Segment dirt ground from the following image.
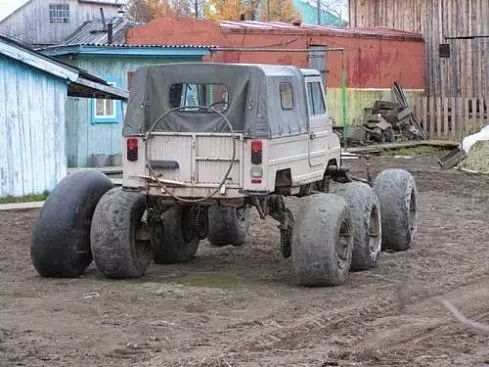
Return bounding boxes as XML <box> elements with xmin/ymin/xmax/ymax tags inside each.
<box><xmin>1</xmin><ymin>154</ymin><xmax>489</xmax><ymax>367</ymax></box>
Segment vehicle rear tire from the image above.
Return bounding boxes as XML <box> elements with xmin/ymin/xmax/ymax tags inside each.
<box><xmin>292</xmin><ymin>193</ymin><xmax>353</xmax><ymax>286</ymax></box>
<box><xmin>152</xmin><ymin>206</ymin><xmax>200</xmax><ymax>264</ymax></box>
<box><xmin>207</xmin><ymin>207</ymin><xmax>249</xmax><ymax>247</ymax></box>
<box><xmin>31</xmin><ymin>170</ymin><xmax>113</xmax><ymax>277</ymax></box>
<box><xmin>334</xmin><ymin>182</ymin><xmax>382</xmax><ymax>271</ymax></box>
<box><xmin>373</xmin><ymin>169</ymin><xmax>418</xmax><ymax>251</ymax></box>
<box><xmin>90</xmin><ymin>187</ymin><xmax>152</xmax><ymax>278</ymax></box>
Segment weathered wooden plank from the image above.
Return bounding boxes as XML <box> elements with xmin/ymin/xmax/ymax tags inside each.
<box><xmin>5</xmin><ymin>60</ymin><xmax>21</xmax><ymax>195</ymax></box>
<box><xmin>450</xmin><ymin>97</ymin><xmax>456</xmax><ymax>138</ymax></box>
<box><xmin>422</xmin><ymin>96</ymin><xmax>428</xmax><ymax>137</ymax></box>
<box><xmin>345</xmin><ymin>140</ymin><xmax>460</xmax><ymax>154</ymax></box>
<box><xmin>464</xmin><ymin>98</ymin><xmax>470</xmax><ymax>137</ymax></box>
<box><xmin>436</xmin><ymin>96</ymin><xmax>442</xmax><ymax>137</ymax></box>
<box><xmin>0</xmin><ymin>59</ymin><xmax>7</xmax><ymax>196</ymax></box>
<box><xmin>457</xmin><ymin>97</ymin><xmax>464</xmax><ymax>138</ymax></box>
<box><xmin>443</xmin><ymin>97</ymin><xmax>449</xmax><ymax>137</ymax></box>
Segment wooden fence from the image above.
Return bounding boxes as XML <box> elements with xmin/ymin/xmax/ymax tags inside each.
<box><xmin>410</xmin><ymin>96</ymin><xmax>489</xmax><ymax>140</ymax></box>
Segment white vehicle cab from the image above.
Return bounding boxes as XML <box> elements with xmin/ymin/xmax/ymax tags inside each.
<box><xmin>31</xmin><ymin>63</ymin><xmax>419</xmax><ymax>286</ymax></box>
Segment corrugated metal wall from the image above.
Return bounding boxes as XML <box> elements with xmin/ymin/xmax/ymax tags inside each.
<box><xmin>0</xmin><ymin>55</ymin><xmax>67</xmax><ymax>197</ymax></box>
<box><xmin>62</xmin><ymin>55</ymin><xmax>204</xmax><ymax>167</ymax></box>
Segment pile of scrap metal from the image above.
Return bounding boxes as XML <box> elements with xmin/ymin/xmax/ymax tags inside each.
<box><xmin>335</xmin><ymin>83</ymin><xmax>426</xmax><ymax>146</ymax></box>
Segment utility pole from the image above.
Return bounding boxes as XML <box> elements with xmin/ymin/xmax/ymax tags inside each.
<box><xmin>194</xmin><ymin>0</ymin><xmax>198</xmax><ymax>18</ymax></box>
<box><xmin>267</xmin><ymin>0</ymin><xmax>270</xmax><ymax>21</ymax></box>
<box><xmin>317</xmin><ymin>0</ymin><xmax>321</xmax><ymax>25</ymax></box>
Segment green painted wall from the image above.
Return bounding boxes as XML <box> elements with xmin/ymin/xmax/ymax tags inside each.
<box><xmin>60</xmin><ymin>55</ymin><xmax>203</xmax><ymax>167</ymax></box>
<box><xmin>327</xmin><ymin>88</ymin><xmax>424</xmax><ymax>127</ymax></box>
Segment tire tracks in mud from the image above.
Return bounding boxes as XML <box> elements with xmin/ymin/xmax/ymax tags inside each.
<box><xmin>151</xmin><ymin>274</ymin><xmax>489</xmax><ymax>367</ymax></box>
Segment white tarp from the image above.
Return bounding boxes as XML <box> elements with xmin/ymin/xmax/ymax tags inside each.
<box><xmin>461</xmin><ymin>125</ymin><xmax>489</xmax><ymax>154</ymax></box>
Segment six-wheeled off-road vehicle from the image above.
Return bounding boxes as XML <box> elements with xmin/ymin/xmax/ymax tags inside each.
<box><xmin>31</xmin><ymin>63</ymin><xmax>418</xmax><ymax>286</ymax></box>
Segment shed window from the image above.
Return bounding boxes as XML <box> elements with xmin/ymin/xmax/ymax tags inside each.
<box><xmin>92</xmin><ymin>80</ymin><xmax>120</xmax><ymax>124</ymax></box>
<box><xmin>49</xmin><ymin>4</ymin><xmax>70</xmax><ymax>23</ymax></box>
<box><xmin>95</xmin><ymin>97</ymin><xmax>115</xmax><ymax>118</ymax></box>
<box><xmin>169</xmin><ymin>83</ymin><xmax>229</xmax><ymax>112</ymax></box>
<box><xmin>279</xmin><ymin>82</ymin><xmax>294</xmax><ymax>110</ymax></box>
<box><xmin>307</xmin><ymin>82</ymin><xmax>326</xmax><ymax>116</ymax></box>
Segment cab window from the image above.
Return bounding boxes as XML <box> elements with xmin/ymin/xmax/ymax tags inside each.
<box><xmin>307</xmin><ymin>82</ymin><xmax>326</xmax><ymax>116</ymax></box>
<box><xmin>280</xmin><ymin>82</ymin><xmax>294</xmax><ymax>110</ymax></box>
<box><xmin>169</xmin><ymin>83</ymin><xmax>229</xmax><ymax>112</ymax></box>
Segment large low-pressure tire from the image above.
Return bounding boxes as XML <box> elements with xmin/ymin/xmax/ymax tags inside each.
<box><xmin>207</xmin><ymin>207</ymin><xmax>249</xmax><ymax>247</ymax></box>
<box><xmin>292</xmin><ymin>193</ymin><xmax>354</xmax><ymax>286</ymax></box>
<box><xmin>152</xmin><ymin>206</ymin><xmax>200</xmax><ymax>264</ymax></box>
<box><xmin>334</xmin><ymin>182</ymin><xmax>382</xmax><ymax>271</ymax></box>
<box><xmin>90</xmin><ymin>187</ymin><xmax>153</xmax><ymax>278</ymax></box>
<box><xmin>31</xmin><ymin>170</ymin><xmax>114</xmax><ymax>277</ymax></box>
<box><xmin>373</xmin><ymin>169</ymin><xmax>418</xmax><ymax>252</ymax></box>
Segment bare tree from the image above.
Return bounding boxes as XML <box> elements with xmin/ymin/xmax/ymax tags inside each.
<box><xmin>318</xmin><ymin>0</ymin><xmax>348</xmax><ymax>21</ymax></box>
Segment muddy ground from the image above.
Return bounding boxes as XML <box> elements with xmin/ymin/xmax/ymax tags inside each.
<box><xmin>1</xmin><ymin>155</ymin><xmax>488</xmax><ymax>367</ymax></box>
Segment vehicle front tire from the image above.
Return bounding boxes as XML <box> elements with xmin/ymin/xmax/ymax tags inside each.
<box><xmin>207</xmin><ymin>207</ymin><xmax>249</xmax><ymax>247</ymax></box>
<box><xmin>31</xmin><ymin>170</ymin><xmax>114</xmax><ymax>277</ymax></box>
<box><xmin>152</xmin><ymin>206</ymin><xmax>200</xmax><ymax>264</ymax></box>
<box><xmin>91</xmin><ymin>187</ymin><xmax>153</xmax><ymax>278</ymax></box>
<box><xmin>334</xmin><ymin>182</ymin><xmax>382</xmax><ymax>271</ymax></box>
<box><xmin>373</xmin><ymin>169</ymin><xmax>418</xmax><ymax>251</ymax></box>
<box><xmin>292</xmin><ymin>193</ymin><xmax>353</xmax><ymax>286</ymax></box>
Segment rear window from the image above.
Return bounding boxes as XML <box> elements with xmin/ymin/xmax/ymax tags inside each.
<box><xmin>280</xmin><ymin>82</ymin><xmax>294</xmax><ymax>110</ymax></box>
<box><xmin>169</xmin><ymin>83</ymin><xmax>229</xmax><ymax>112</ymax></box>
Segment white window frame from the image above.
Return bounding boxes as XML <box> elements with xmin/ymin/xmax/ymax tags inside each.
<box><xmin>93</xmin><ymin>82</ymin><xmax>117</xmax><ymax>119</ymax></box>
<box><xmin>49</xmin><ymin>4</ymin><xmax>70</xmax><ymax>24</ymax></box>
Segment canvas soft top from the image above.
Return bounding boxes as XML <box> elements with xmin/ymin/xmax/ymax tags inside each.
<box><xmin>123</xmin><ymin>63</ymin><xmax>309</xmax><ymax>138</ymax></box>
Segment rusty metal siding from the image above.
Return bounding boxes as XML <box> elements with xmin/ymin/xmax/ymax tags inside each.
<box><xmin>0</xmin><ymin>55</ymin><xmax>67</xmax><ymax>197</ymax></box>
<box><xmin>126</xmin><ymin>17</ymin><xmax>425</xmax><ymax>90</ymax></box>
<box><xmin>0</xmin><ymin>0</ymin><xmax>121</xmax><ymax>46</ymax></box>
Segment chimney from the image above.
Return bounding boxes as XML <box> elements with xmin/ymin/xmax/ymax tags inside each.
<box><xmin>107</xmin><ymin>23</ymin><xmax>113</xmax><ymax>44</ymax></box>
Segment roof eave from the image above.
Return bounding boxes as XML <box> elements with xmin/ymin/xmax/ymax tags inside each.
<box><xmin>70</xmin><ymin>77</ymin><xmax>128</xmax><ymax>100</ymax></box>
<box><xmin>0</xmin><ymin>40</ymin><xmax>79</xmax><ymax>81</ymax></box>
<box><xmin>41</xmin><ymin>45</ymin><xmax>212</xmax><ymax>57</ymax></box>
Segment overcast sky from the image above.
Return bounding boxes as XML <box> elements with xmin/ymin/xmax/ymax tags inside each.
<box><xmin>0</xmin><ymin>0</ymin><xmax>29</xmax><ymax>21</ymax></box>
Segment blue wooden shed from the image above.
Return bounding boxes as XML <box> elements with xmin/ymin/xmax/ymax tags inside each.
<box><xmin>0</xmin><ymin>33</ymin><xmax>127</xmax><ymax>197</ymax></box>
<box><xmin>41</xmin><ymin>18</ymin><xmax>212</xmax><ymax>168</ymax></box>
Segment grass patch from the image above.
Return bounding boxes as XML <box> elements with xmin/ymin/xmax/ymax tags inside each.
<box><xmin>379</xmin><ymin>145</ymin><xmax>450</xmax><ymax>157</ymax></box>
<box><xmin>0</xmin><ymin>191</ymin><xmax>50</xmax><ymax>204</ymax></box>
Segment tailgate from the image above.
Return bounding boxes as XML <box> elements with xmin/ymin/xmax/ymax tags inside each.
<box><xmin>147</xmin><ymin>133</ymin><xmax>243</xmax><ymax>187</ymax></box>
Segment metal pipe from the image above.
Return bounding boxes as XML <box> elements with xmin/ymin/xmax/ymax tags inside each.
<box><xmin>210</xmin><ymin>47</ymin><xmax>345</xmax><ymax>53</ymax></box>
<box><xmin>99</xmin><ymin>8</ymin><xmax>106</xmax><ymax>30</ymax></box>
<box><xmin>107</xmin><ymin>23</ymin><xmax>113</xmax><ymax>44</ymax></box>
<box><xmin>317</xmin><ymin>0</ymin><xmax>321</xmax><ymax>25</ymax></box>
<box><xmin>341</xmin><ymin>49</ymin><xmax>347</xmax><ymax>149</ymax></box>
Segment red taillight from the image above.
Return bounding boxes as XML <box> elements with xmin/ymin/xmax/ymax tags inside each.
<box><xmin>250</xmin><ymin>140</ymin><xmax>262</xmax><ymax>165</ymax></box>
<box><xmin>127</xmin><ymin>138</ymin><xmax>138</xmax><ymax>161</ymax></box>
